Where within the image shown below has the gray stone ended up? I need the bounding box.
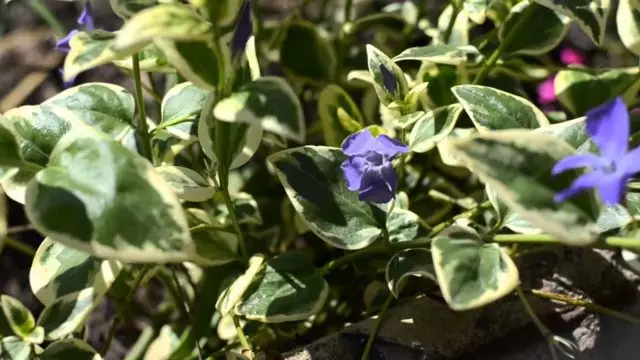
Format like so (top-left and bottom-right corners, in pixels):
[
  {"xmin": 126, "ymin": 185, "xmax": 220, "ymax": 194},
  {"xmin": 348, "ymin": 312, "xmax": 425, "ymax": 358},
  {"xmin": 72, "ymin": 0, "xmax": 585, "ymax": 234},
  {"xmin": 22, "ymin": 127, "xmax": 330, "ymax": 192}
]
[{"xmin": 284, "ymin": 248, "xmax": 640, "ymax": 359}]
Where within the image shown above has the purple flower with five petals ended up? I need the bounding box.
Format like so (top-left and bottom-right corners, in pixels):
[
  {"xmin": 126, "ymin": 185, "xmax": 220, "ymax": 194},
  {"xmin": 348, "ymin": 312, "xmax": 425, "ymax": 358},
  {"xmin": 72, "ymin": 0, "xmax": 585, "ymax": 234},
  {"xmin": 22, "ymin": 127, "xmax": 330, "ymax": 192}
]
[
  {"xmin": 341, "ymin": 129, "xmax": 408, "ymax": 204},
  {"xmin": 77, "ymin": 2, "xmax": 95, "ymax": 31},
  {"xmin": 552, "ymin": 96, "xmax": 640, "ymax": 205}
]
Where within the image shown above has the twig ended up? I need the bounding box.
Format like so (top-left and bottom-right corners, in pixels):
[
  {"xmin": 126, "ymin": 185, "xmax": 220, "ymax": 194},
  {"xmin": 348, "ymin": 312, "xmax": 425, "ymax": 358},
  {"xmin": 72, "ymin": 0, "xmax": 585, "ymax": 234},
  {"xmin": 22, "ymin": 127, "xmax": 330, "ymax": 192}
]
[
  {"xmin": 170, "ymin": 268, "xmax": 204, "ymax": 360},
  {"xmin": 2, "ymin": 237, "xmax": 36, "ymax": 257},
  {"xmin": 361, "ymin": 292, "xmax": 394, "ymax": 360}
]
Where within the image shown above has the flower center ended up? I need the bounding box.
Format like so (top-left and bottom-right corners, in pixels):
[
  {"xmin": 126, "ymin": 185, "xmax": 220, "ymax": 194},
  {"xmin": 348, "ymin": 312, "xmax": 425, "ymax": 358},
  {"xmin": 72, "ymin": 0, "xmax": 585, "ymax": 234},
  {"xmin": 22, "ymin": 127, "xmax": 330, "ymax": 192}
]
[
  {"xmin": 364, "ymin": 151, "xmax": 386, "ymax": 167},
  {"xmin": 601, "ymin": 160, "xmax": 617, "ymax": 174}
]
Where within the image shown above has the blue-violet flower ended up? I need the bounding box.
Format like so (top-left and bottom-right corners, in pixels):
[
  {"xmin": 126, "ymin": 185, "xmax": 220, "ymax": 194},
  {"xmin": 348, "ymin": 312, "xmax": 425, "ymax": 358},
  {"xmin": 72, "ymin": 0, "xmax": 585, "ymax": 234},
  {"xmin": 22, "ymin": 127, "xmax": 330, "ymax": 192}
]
[
  {"xmin": 54, "ymin": 1, "xmax": 95, "ymax": 88},
  {"xmin": 552, "ymin": 96, "xmax": 640, "ymax": 205},
  {"xmin": 231, "ymin": 0, "xmax": 253, "ymax": 58},
  {"xmin": 341, "ymin": 129, "xmax": 408, "ymax": 204}
]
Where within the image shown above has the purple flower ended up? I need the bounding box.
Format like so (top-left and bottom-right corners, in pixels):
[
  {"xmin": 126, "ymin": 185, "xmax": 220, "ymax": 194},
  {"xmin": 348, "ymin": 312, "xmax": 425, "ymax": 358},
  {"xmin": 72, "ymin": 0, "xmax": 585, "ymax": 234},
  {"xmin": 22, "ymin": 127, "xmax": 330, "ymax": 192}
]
[
  {"xmin": 55, "ymin": 29, "xmax": 79, "ymax": 53},
  {"xmin": 341, "ymin": 129, "xmax": 408, "ymax": 204},
  {"xmin": 77, "ymin": 2, "xmax": 95, "ymax": 31},
  {"xmin": 231, "ymin": 0, "xmax": 252, "ymax": 58},
  {"xmin": 559, "ymin": 47, "xmax": 585, "ymax": 65},
  {"xmin": 552, "ymin": 97, "xmax": 640, "ymax": 205},
  {"xmin": 57, "ymin": 69, "xmax": 76, "ymax": 89},
  {"xmin": 379, "ymin": 64, "xmax": 397, "ymax": 96},
  {"xmin": 537, "ymin": 76, "xmax": 556, "ymax": 105}
]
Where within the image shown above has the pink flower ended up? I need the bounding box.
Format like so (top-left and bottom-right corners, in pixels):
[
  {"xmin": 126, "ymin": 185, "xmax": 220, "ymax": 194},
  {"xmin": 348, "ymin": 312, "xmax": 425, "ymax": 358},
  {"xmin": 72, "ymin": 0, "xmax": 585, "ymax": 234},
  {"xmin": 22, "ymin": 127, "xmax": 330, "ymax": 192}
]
[
  {"xmin": 537, "ymin": 76, "xmax": 556, "ymax": 105},
  {"xmin": 560, "ymin": 47, "xmax": 585, "ymax": 65}
]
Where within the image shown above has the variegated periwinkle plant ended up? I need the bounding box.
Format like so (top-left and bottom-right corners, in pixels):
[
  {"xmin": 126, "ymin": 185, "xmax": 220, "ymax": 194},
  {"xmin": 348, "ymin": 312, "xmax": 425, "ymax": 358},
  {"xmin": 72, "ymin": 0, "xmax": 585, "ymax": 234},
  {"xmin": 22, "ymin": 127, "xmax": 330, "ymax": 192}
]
[{"xmin": 2, "ymin": 0, "xmax": 640, "ymax": 360}]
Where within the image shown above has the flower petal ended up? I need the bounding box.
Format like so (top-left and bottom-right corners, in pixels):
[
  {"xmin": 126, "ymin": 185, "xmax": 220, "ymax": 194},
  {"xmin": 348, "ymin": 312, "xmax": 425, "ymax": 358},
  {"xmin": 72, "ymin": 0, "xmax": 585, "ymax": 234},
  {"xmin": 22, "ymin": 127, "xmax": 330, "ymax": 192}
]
[
  {"xmin": 585, "ymin": 96, "xmax": 629, "ymax": 160},
  {"xmin": 617, "ymin": 145, "xmax": 640, "ymax": 178},
  {"xmin": 597, "ymin": 177, "xmax": 626, "ymax": 205},
  {"xmin": 55, "ymin": 29, "xmax": 80, "ymax": 53},
  {"xmin": 551, "ymin": 153, "xmax": 605, "ymax": 175},
  {"xmin": 358, "ymin": 170, "xmax": 394, "ymax": 204},
  {"xmin": 231, "ymin": 0, "xmax": 252, "ymax": 58},
  {"xmin": 554, "ymin": 170, "xmax": 604, "ymax": 203},
  {"xmin": 537, "ymin": 77, "xmax": 556, "ymax": 105},
  {"xmin": 78, "ymin": 2, "xmax": 95, "ymax": 31},
  {"xmin": 559, "ymin": 47, "xmax": 585, "ymax": 65},
  {"xmin": 375, "ymin": 134, "xmax": 408, "ymax": 158},
  {"xmin": 341, "ymin": 129, "xmax": 376, "ymax": 156},
  {"xmin": 341, "ymin": 157, "xmax": 366, "ymax": 191}
]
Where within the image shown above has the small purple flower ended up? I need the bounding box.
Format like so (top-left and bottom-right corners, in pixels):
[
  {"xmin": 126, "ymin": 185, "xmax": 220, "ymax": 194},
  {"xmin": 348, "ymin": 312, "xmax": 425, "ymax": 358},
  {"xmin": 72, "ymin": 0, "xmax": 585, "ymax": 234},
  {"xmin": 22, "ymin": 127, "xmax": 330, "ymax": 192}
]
[
  {"xmin": 379, "ymin": 64, "xmax": 397, "ymax": 96},
  {"xmin": 231, "ymin": 0, "xmax": 253, "ymax": 58},
  {"xmin": 552, "ymin": 97, "xmax": 640, "ymax": 205},
  {"xmin": 537, "ymin": 76, "xmax": 556, "ymax": 105},
  {"xmin": 77, "ymin": 2, "xmax": 95, "ymax": 31},
  {"xmin": 55, "ymin": 29, "xmax": 79, "ymax": 53},
  {"xmin": 341, "ymin": 129, "xmax": 408, "ymax": 204},
  {"xmin": 559, "ymin": 47, "xmax": 585, "ymax": 65}
]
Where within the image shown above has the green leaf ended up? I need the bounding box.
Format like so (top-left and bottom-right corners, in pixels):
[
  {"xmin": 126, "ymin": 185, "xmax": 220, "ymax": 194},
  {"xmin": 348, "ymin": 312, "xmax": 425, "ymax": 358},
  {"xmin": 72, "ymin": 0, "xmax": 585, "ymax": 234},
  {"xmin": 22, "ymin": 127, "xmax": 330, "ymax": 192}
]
[
  {"xmin": 216, "ymin": 254, "xmax": 265, "ymax": 316},
  {"xmin": 37, "ymin": 290, "xmax": 102, "ymax": 341},
  {"xmin": 112, "ymin": 43, "xmax": 173, "ymax": 73},
  {"xmin": 198, "ymin": 96, "xmax": 264, "ymax": 170},
  {"xmin": 419, "ymin": 64, "xmax": 460, "ymax": 107},
  {"xmin": 159, "ymin": 82, "xmax": 208, "ymax": 140},
  {"xmin": 25, "ymin": 129, "xmax": 194, "ymax": 263},
  {"xmin": 213, "ymin": 77, "xmax": 305, "ymax": 143},
  {"xmin": 235, "ymin": 252, "xmax": 329, "ymax": 323},
  {"xmin": 62, "ymin": 31, "xmax": 119, "ymax": 82},
  {"xmin": 188, "ymin": 0, "xmax": 244, "ymax": 26},
  {"xmin": 155, "ymin": 166, "xmax": 214, "ymax": 202},
  {"xmin": 29, "ymin": 238, "xmax": 123, "ymax": 306},
  {"xmin": 268, "ymin": 146, "xmax": 387, "ymax": 250},
  {"xmin": 387, "ymin": 208, "xmax": 429, "ymax": 244},
  {"xmin": 532, "ymin": 0, "xmax": 610, "ymax": 45},
  {"xmin": 463, "ymin": 0, "xmax": 489, "ymax": 23},
  {"xmin": 212, "ymin": 192, "xmax": 263, "ymax": 226},
  {"xmin": 41, "ymin": 339, "xmax": 102, "ymax": 360},
  {"xmin": 366, "ymin": 44, "xmax": 410, "ymax": 106},
  {"xmin": 554, "ymin": 68, "xmax": 640, "ymax": 116},
  {"xmin": 280, "ymin": 20, "xmax": 337, "ymax": 84},
  {"xmin": 408, "ymin": 104, "xmax": 462, "ymax": 153},
  {"xmin": 0, "ymin": 295, "xmax": 42, "ymax": 343},
  {"xmin": 185, "ymin": 209, "xmax": 239, "ymax": 265},
  {"xmin": 432, "ymin": 227, "xmax": 519, "ymax": 310},
  {"xmin": 45, "ymin": 83, "xmax": 136, "ymax": 130},
  {"xmin": 534, "ymin": 116, "xmax": 594, "ymax": 153},
  {"xmin": 0, "ymin": 337, "xmax": 36, "ymax": 360},
  {"xmin": 113, "ymin": 4, "xmax": 212, "ymax": 54},
  {"xmin": 109, "ymin": 0, "xmax": 158, "ymax": 19},
  {"xmin": 393, "ymin": 44, "xmax": 483, "ymax": 66},
  {"xmin": 617, "ymin": 0, "xmax": 640, "ymax": 56},
  {"xmin": 499, "ymin": 2, "xmax": 568, "ymax": 56},
  {"xmin": 385, "ymin": 249, "xmax": 436, "ymax": 297},
  {"xmin": 432, "ymin": 4, "xmax": 469, "ymax": 45},
  {"xmin": 155, "ymin": 39, "xmax": 223, "ymax": 91},
  {"xmin": 452, "ymin": 85, "xmax": 550, "ymax": 131},
  {"xmin": 318, "ymin": 85, "xmax": 364, "ymax": 147},
  {"xmin": 1, "ymin": 84, "xmax": 136, "ymax": 204},
  {"xmin": 450, "ymin": 130, "xmax": 600, "ymax": 245}
]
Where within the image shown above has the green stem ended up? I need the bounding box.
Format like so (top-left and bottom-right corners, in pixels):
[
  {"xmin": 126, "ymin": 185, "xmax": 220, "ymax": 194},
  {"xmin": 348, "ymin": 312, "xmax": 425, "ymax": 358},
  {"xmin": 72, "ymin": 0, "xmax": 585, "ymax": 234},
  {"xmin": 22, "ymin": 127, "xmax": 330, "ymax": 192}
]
[
  {"xmin": 442, "ymin": 1, "xmax": 460, "ymax": 44},
  {"xmin": 220, "ymin": 182, "xmax": 248, "ymax": 260},
  {"xmin": 28, "ymin": 0, "xmax": 66, "ymax": 38},
  {"xmin": 101, "ymin": 266, "xmax": 151, "ymax": 356},
  {"xmin": 132, "ymin": 54, "xmax": 153, "ymax": 162},
  {"xmin": 344, "ymin": 0, "xmax": 354, "ymax": 22},
  {"xmin": 233, "ymin": 315, "xmax": 252, "ymax": 355},
  {"xmin": 516, "ymin": 286, "xmax": 553, "ymax": 340},
  {"xmin": 2, "ymin": 237, "xmax": 36, "ymax": 257},
  {"xmin": 492, "ymin": 234, "xmax": 640, "ymax": 249},
  {"xmin": 428, "ymin": 200, "xmax": 493, "ymax": 235},
  {"xmin": 170, "ymin": 268, "xmax": 203, "ymax": 360},
  {"xmin": 530, "ymin": 289, "xmax": 640, "ymax": 325},
  {"xmin": 189, "ymin": 223, "xmax": 237, "ymax": 235},
  {"xmin": 361, "ymin": 293, "xmax": 394, "ymax": 360},
  {"xmin": 321, "ymin": 201, "xmax": 492, "ymax": 275},
  {"xmin": 472, "ymin": 3, "xmax": 536, "ymax": 85}
]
